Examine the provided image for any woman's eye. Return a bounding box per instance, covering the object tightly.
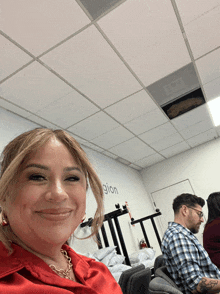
[28,174,45,181]
[66,176,80,182]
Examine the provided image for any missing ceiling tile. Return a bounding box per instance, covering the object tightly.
[162,88,205,119]
[146,62,205,119]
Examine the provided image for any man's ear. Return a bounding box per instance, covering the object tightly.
[181,205,188,217]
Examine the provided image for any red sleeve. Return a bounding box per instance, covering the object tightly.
[203,218,220,268]
[77,257,123,294]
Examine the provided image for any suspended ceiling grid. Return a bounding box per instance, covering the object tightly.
[1,0,220,170]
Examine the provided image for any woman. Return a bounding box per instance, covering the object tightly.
[203,192,220,269]
[0,128,122,293]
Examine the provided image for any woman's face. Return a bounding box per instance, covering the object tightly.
[6,138,87,250]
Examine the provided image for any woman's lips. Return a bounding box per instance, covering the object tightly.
[36,208,72,221]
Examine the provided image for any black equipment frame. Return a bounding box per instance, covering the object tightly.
[80,206,162,266]
[131,211,162,248]
[81,206,131,265]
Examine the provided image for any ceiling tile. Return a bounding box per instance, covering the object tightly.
[124,108,168,135]
[66,131,89,146]
[196,48,220,85]
[139,122,177,144]
[171,104,211,131]
[41,25,141,108]
[101,150,118,160]
[0,62,73,113]
[34,91,99,129]
[179,119,214,139]
[0,0,90,56]
[134,153,164,168]
[175,0,220,25]
[81,141,104,153]
[203,77,220,102]
[149,132,184,152]
[105,90,158,123]
[26,114,59,129]
[109,137,155,162]
[117,157,131,165]
[0,98,31,118]
[186,128,217,148]
[98,0,191,86]
[176,1,220,58]
[160,141,190,158]
[129,163,142,171]
[67,111,120,140]
[91,126,134,149]
[0,35,32,81]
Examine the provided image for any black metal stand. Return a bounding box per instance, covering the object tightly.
[131,211,162,247]
[81,206,131,266]
[80,206,162,266]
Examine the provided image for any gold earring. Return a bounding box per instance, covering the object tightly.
[1,211,9,227]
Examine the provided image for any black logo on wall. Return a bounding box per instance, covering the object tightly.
[103,183,119,195]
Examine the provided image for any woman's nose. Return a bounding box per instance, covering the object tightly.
[45,181,68,202]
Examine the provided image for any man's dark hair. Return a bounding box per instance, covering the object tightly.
[173,193,205,214]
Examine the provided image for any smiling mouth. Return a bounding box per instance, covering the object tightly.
[36,209,72,221]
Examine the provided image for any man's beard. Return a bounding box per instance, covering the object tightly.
[189,226,199,234]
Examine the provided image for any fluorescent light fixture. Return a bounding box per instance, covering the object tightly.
[208,97,220,126]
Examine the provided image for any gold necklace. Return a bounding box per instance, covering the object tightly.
[49,249,73,280]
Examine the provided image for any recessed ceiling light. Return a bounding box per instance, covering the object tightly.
[208,97,220,127]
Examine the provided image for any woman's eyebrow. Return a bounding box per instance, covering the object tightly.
[25,164,82,173]
[25,164,49,170]
[64,167,82,173]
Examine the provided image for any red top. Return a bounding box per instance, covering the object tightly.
[0,242,123,294]
[203,217,220,268]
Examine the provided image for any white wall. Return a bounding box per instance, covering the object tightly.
[72,147,160,255]
[141,137,220,245]
[0,107,160,257]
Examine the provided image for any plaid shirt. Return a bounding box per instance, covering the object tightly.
[161,222,220,294]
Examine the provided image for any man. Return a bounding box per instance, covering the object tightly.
[161,193,220,294]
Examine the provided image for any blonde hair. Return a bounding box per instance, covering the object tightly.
[0,128,104,254]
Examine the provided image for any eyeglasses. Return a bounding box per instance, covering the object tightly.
[188,206,204,218]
